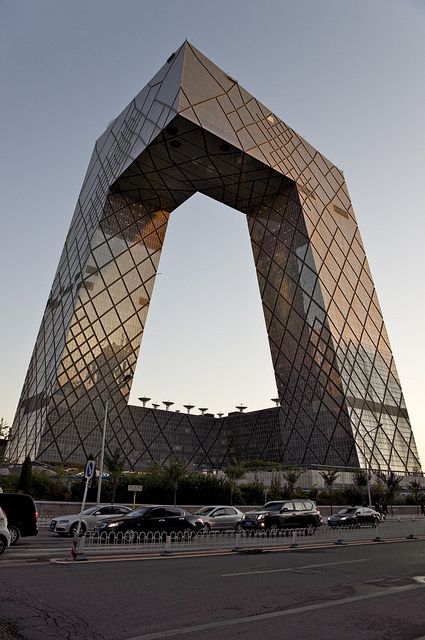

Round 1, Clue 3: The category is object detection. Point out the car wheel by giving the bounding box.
[306,522,316,535]
[235,523,242,533]
[70,522,86,536]
[201,523,211,535]
[0,535,7,555]
[8,526,20,546]
[268,521,280,534]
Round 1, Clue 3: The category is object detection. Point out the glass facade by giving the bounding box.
[6,42,421,473]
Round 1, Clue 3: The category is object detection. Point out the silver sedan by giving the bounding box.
[49,504,132,536]
[194,506,244,532]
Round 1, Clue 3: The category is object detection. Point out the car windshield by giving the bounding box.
[124,508,149,518]
[336,508,356,515]
[195,507,215,515]
[262,503,284,512]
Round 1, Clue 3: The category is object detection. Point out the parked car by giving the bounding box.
[50,504,132,536]
[0,507,11,555]
[240,499,322,531]
[0,493,38,545]
[327,506,381,527]
[194,506,244,532]
[94,505,202,537]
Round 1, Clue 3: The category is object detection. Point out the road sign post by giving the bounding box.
[128,484,143,508]
[71,459,96,561]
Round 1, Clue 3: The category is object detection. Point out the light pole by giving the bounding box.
[96,399,109,504]
[360,423,382,507]
[96,373,132,504]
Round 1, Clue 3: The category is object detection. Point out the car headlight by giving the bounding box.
[257,514,265,520]
[339,517,347,520]
[107,522,119,528]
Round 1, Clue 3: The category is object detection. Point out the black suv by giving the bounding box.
[94,506,202,537]
[240,500,322,531]
[0,493,38,544]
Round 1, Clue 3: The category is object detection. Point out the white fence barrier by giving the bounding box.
[76,518,425,559]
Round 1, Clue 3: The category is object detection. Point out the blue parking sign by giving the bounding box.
[84,459,96,480]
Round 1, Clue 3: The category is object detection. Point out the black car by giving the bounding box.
[0,493,38,544]
[94,506,202,538]
[327,506,381,527]
[240,499,322,532]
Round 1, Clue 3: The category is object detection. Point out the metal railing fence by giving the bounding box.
[75,518,425,559]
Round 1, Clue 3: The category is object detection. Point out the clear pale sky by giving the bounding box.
[1,0,424,467]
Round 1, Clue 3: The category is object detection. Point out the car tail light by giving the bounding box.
[35,510,39,522]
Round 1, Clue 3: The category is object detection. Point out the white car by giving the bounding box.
[0,507,11,555]
[49,504,132,536]
[194,506,244,532]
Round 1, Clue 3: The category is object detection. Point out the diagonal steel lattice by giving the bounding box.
[7,42,421,473]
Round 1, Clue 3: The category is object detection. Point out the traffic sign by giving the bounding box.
[84,459,96,480]
[128,484,143,492]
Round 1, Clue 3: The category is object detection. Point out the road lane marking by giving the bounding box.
[125,583,425,640]
[222,557,369,576]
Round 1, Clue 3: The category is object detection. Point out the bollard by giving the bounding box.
[290,530,298,548]
[233,531,241,551]
[162,534,172,556]
[71,533,87,561]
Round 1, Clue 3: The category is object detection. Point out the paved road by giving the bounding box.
[3,527,73,561]
[2,539,425,639]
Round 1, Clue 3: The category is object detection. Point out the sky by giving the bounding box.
[0,0,424,467]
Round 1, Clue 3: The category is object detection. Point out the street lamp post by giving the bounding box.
[360,423,382,508]
[96,399,109,504]
[96,374,132,504]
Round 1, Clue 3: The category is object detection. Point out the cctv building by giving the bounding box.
[7,42,421,473]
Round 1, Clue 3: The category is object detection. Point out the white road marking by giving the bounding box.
[125,583,425,640]
[222,557,369,577]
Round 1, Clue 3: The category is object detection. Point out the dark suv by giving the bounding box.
[0,493,38,544]
[240,500,322,532]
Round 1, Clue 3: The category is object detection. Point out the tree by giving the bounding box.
[18,455,33,493]
[163,460,186,505]
[407,479,423,514]
[224,466,245,505]
[352,470,368,488]
[283,468,303,498]
[0,418,9,439]
[104,449,125,503]
[268,472,283,501]
[377,471,403,515]
[319,470,339,514]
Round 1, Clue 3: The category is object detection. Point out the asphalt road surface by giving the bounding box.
[2,539,425,640]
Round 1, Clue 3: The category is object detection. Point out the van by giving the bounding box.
[0,493,38,544]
